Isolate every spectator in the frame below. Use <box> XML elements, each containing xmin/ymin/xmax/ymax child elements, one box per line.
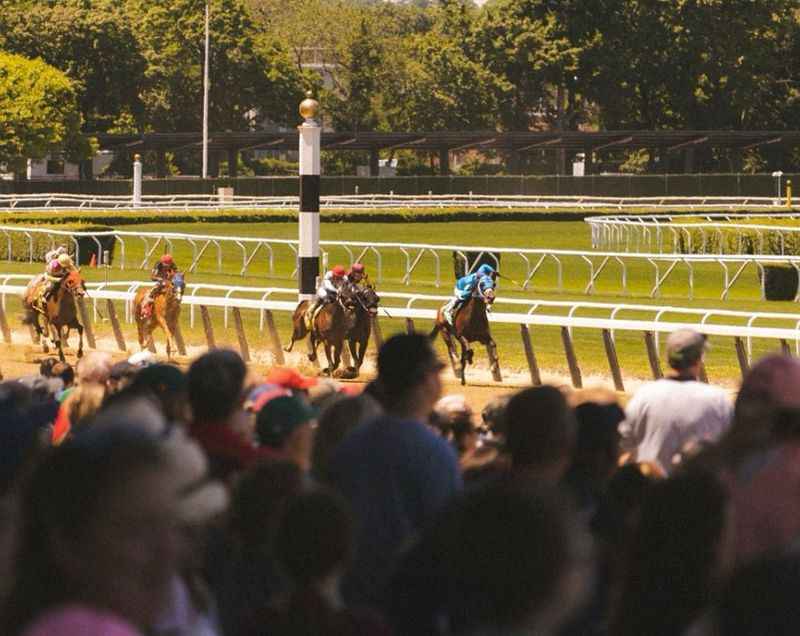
<box><xmin>619</xmin><ymin>329</ymin><xmax>732</xmax><ymax>475</ymax></box>
<box><xmin>50</xmin><ymin>362</ymin><xmax>75</xmax><ymax>397</ymax></box>
<box><xmin>1</xmin><ymin>426</ymin><xmax>182</xmax><ymax>636</ymax></box>
<box><xmin>256</xmin><ymin>392</ymin><xmax>318</xmax><ymax>472</ymax></box>
<box><xmin>715</xmin><ymin>555</ymin><xmax>800</xmax><ymax>636</ymax></box>
<box><xmin>327</xmin><ymin>334</ymin><xmax>461</xmax><ymax>606</ymax></box>
<box><xmin>76</xmin><ymin>351</ymin><xmax>113</xmax><ymax>385</ymax></box>
<box><xmin>38</xmin><ymin>357</ymin><xmax>59</xmax><ymax>379</ymax></box>
<box><xmin>216</xmin><ymin>460</ymin><xmax>305</xmax><ymax>636</ymax></box>
<box><xmin>717</xmin><ymin>354</ymin><xmax>800</xmax><ymax>466</ymax></box>
<box><xmin>609</xmin><ymin>468</ymin><xmax>733</xmax><ymax>636</ymax></box>
<box><xmin>563</xmin><ymin>401</ymin><xmax>624</xmax><ymax>514</ymax></box>
<box><xmin>266</xmin><ymin>366</ymin><xmax>317</xmax><ymax>400</ymax></box>
<box><xmin>431</xmin><ymin>394</ymin><xmax>499</xmax><ymax>479</ymax></box>
<box><xmin>187</xmin><ymin>349</ymin><xmax>275</xmax><ymax>482</ymax></box>
<box><xmin>505</xmin><ymin>385</ymin><xmax>577</xmax><ymax>485</ymax></box>
<box><xmin>107</xmin><ymin>361</ymin><xmax>137</xmax><ymax>396</ymax></box>
<box><xmin>311</xmin><ymin>393</ymin><xmax>382</xmax><ymax>482</ymax></box>
<box><xmin>59</xmin><ymin>382</ymin><xmax>106</xmax><ymax>436</ymax></box>
<box><xmin>128</xmin><ymin>363</ymin><xmax>189</xmax><ymax>423</ymax></box>
<box><xmin>386</xmin><ymin>486</ymin><xmax>591</xmax><ymax>636</ymax></box>
<box><xmin>253</xmin><ymin>489</ymin><xmax>390</xmax><ymax>636</ymax></box>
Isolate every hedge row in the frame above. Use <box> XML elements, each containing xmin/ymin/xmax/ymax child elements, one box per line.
<box><xmin>0</xmin><ymin>206</ymin><xmax>766</xmax><ymax>227</ymax></box>
<box><xmin>0</xmin><ymin>223</ymin><xmax>114</xmax><ymax>263</ymax></box>
<box><xmin>676</xmin><ymin>218</ymin><xmax>800</xmax><ymax>256</ymax></box>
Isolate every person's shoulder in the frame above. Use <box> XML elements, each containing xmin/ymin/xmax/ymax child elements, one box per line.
<box><xmin>20</xmin><ymin>605</ymin><xmax>142</xmax><ymax>636</ymax></box>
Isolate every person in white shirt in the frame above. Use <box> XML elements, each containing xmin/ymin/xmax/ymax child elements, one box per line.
<box><xmin>620</xmin><ymin>328</ymin><xmax>732</xmax><ymax>475</ymax></box>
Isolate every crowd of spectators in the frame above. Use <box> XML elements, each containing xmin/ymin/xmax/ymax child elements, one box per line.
<box><xmin>0</xmin><ymin>328</ymin><xmax>798</xmax><ymax>635</ymax></box>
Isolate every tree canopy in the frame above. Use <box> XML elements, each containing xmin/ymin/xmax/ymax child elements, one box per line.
<box><xmin>0</xmin><ymin>51</ymin><xmax>92</xmax><ymax>171</ymax></box>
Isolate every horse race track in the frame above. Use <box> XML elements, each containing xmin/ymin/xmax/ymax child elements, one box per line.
<box><xmin>1</xmin><ymin>214</ymin><xmax>794</xmax><ymax>390</ymax></box>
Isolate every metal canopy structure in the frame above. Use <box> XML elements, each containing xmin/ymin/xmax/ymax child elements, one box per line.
<box><xmin>94</xmin><ymin>130</ymin><xmax>800</xmax><ymax>177</ymax></box>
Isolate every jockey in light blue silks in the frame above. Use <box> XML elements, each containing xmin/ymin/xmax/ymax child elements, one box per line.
<box><xmin>443</xmin><ymin>263</ymin><xmax>496</xmax><ymax>325</ymax></box>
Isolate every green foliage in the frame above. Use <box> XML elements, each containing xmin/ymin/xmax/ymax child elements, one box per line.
<box><xmin>0</xmin><ymin>223</ymin><xmax>113</xmax><ymax>263</ymax></box>
<box><xmin>0</xmin><ymin>51</ymin><xmax>92</xmax><ymax>172</ymax></box>
<box><xmin>675</xmin><ymin>218</ymin><xmax>800</xmax><ymax>256</ymax></box>
<box><xmin>0</xmin><ymin>0</ymin><xmax>146</xmax><ymax>132</ymax></box>
<box><xmin>243</xmin><ymin>155</ymin><xmax>298</xmax><ymax>176</ymax></box>
<box><xmin>127</xmin><ymin>0</ymin><xmax>309</xmax><ymax>133</ymax></box>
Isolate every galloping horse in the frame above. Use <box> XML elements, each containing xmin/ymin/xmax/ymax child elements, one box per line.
<box><xmin>430</xmin><ymin>279</ymin><xmax>500</xmax><ymax>385</ymax></box>
<box><xmin>345</xmin><ymin>285</ymin><xmax>380</xmax><ymax>376</ymax></box>
<box><xmin>133</xmin><ymin>272</ymin><xmax>185</xmax><ymax>359</ymax></box>
<box><xmin>285</xmin><ymin>285</ymin><xmax>358</xmax><ymax>376</ymax></box>
<box><xmin>23</xmin><ymin>270</ymin><xmax>86</xmax><ymax>362</ymax></box>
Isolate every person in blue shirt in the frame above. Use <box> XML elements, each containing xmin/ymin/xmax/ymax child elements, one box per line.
<box><xmin>443</xmin><ymin>263</ymin><xmax>496</xmax><ymax>325</ymax></box>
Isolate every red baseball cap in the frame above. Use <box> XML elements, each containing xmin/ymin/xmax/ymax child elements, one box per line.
<box><xmin>266</xmin><ymin>367</ymin><xmax>318</xmax><ymax>390</ymax></box>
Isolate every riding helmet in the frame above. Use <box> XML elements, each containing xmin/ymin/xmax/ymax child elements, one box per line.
<box><xmin>160</xmin><ymin>254</ymin><xmax>175</xmax><ymax>265</ymax></box>
<box><xmin>332</xmin><ymin>265</ymin><xmax>346</xmax><ymax>277</ymax></box>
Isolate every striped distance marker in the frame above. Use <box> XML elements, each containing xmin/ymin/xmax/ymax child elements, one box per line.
<box><xmin>298</xmin><ymin>91</ymin><xmax>321</xmax><ymax>301</ymax></box>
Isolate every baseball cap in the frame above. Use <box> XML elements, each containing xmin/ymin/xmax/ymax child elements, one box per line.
<box><xmin>266</xmin><ymin>367</ymin><xmax>318</xmax><ymax>390</ymax></box>
<box><xmin>244</xmin><ymin>383</ymin><xmax>290</xmax><ymax>413</ymax></box>
<box><xmin>665</xmin><ymin>328</ymin><xmax>709</xmax><ymax>368</ymax></box>
<box><xmin>256</xmin><ymin>393</ymin><xmax>318</xmax><ymax>448</ymax></box>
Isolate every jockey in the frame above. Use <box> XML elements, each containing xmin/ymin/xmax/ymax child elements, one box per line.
<box><xmin>443</xmin><ymin>263</ymin><xmax>496</xmax><ymax>325</ymax></box>
<box><xmin>346</xmin><ymin>262</ymin><xmax>368</xmax><ymax>288</ymax></box>
<box><xmin>42</xmin><ymin>253</ymin><xmax>77</xmax><ymax>301</ymax></box>
<box><xmin>306</xmin><ymin>265</ymin><xmax>347</xmax><ymax>326</ymax></box>
<box><xmin>142</xmin><ymin>254</ymin><xmax>178</xmax><ymax>316</ymax></box>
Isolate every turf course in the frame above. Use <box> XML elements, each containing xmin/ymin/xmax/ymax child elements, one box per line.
<box><xmin>1</xmin><ymin>216</ymin><xmax>796</xmax><ymax>386</ymax></box>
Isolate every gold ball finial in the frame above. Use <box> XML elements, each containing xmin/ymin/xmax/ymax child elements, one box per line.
<box><xmin>299</xmin><ymin>90</ymin><xmax>319</xmax><ymax>121</ymax></box>
<box><xmin>134</xmin><ymin>153</ymin><xmax>141</xmax><ymax>162</ymax></box>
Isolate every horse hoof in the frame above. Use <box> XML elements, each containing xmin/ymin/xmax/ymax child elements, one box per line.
<box><xmin>320</xmin><ymin>368</ymin><xmax>332</xmax><ymax>376</ymax></box>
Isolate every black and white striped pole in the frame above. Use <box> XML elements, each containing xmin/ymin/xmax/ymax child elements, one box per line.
<box><xmin>298</xmin><ymin>91</ymin><xmax>321</xmax><ymax>302</ymax></box>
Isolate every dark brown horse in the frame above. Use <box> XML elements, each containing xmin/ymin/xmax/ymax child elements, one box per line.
<box><xmin>285</xmin><ymin>286</ymin><xmax>358</xmax><ymax>376</ymax></box>
<box><xmin>132</xmin><ymin>272</ymin><xmax>185</xmax><ymax>359</ymax></box>
<box><xmin>23</xmin><ymin>270</ymin><xmax>86</xmax><ymax>362</ymax></box>
<box><xmin>430</xmin><ymin>283</ymin><xmax>500</xmax><ymax>385</ymax></box>
<box><xmin>345</xmin><ymin>285</ymin><xmax>380</xmax><ymax>376</ymax></box>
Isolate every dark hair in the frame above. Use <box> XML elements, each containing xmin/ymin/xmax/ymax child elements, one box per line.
<box><xmin>311</xmin><ymin>395</ymin><xmax>380</xmax><ymax>482</ymax></box>
<box><xmin>610</xmin><ymin>468</ymin><xmax>729</xmax><ymax>636</ymax></box>
<box><xmin>38</xmin><ymin>357</ymin><xmax>59</xmax><ymax>378</ymax></box>
<box><xmin>274</xmin><ymin>488</ymin><xmax>353</xmax><ymax>585</ymax></box>
<box><xmin>50</xmin><ymin>362</ymin><xmax>75</xmax><ymax>387</ymax></box>
<box><xmin>2</xmin><ymin>426</ymin><xmax>164</xmax><ymax>634</ymax></box>
<box><xmin>129</xmin><ymin>363</ymin><xmax>187</xmax><ymax>422</ymax></box>
<box><xmin>187</xmin><ymin>349</ymin><xmax>246</xmax><ymax>423</ymax></box>
<box><xmin>386</xmin><ymin>486</ymin><xmax>583</xmax><ymax>635</ymax></box>
<box><xmin>505</xmin><ymin>386</ymin><xmax>576</xmax><ymax>468</ymax></box>
<box><xmin>591</xmin><ymin>463</ymin><xmax>655</xmax><ymax>547</ymax></box>
<box><xmin>229</xmin><ymin>460</ymin><xmax>304</xmax><ymax>554</ymax></box>
<box><xmin>376</xmin><ymin>334</ymin><xmax>438</xmax><ymax>403</ymax></box>
<box><xmin>716</xmin><ymin>556</ymin><xmax>800</xmax><ymax>636</ymax></box>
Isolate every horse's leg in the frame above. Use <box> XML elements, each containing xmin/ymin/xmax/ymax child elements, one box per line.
<box><xmin>458</xmin><ymin>336</ymin><xmax>472</xmax><ymax>385</ymax></box>
<box><xmin>439</xmin><ymin>327</ymin><xmax>461</xmax><ymax>379</ymax></box>
<box><xmin>52</xmin><ymin>325</ymin><xmax>65</xmax><ymax>362</ymax></box>
<box><xmin>347</xmin><ymin>337</ymin><xmax>359</xmax><ymax>373</ymax></box>
<box><xmin>322</xmin><ymin>341</ymin><xmax>334</xmax><ymax>375</ymax></box>
<box><xmin>486</xmin><ymin>336</ymin><xmax>502</xmax><ymax>381</ymax></box>
<box><xmin>75</xmin><ymin>323</ymin><xmax>84</xmax><ymax>358</ymax></box>
<box><xmin>332</xmin><ymin>341</ymin><xmax>343</xmax><ymax>376</ymax></box>
<box><xmin>157</xmin><ymin>315</ymin><xmax>174</xmax><ymax>360</ymax></box>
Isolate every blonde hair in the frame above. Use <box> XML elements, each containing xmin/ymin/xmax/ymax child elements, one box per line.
<box><xmin>64</xmin><ymin>383</ymin><xmax>107</xmax><ymax>432</ymax></box>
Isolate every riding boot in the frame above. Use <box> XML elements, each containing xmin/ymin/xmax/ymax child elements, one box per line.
<box><xmin>444</xmin><ymin>299</ymin><xmax>459</xmax><ymax>325</ymax></box>
<box><xmin>306</xmin><ymin>299</ymin><xmax>321</xmax><ymax>330</ymax></box>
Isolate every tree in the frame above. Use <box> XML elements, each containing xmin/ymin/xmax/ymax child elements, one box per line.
<box><xmin>583</xmin><ymin>0</ymin><xmax>798</xmax><ymax>130</ymax></box>
<box><xmin>0</xmin><ymin>0</ymin><xmax>146</xmax><ymax>132</ymax></box>
<box><xmin>471</xmin><ymin>0</ymin><xmax>586</xmax><ymax>130</ymax></box>
<box><xmin>384</xmin><ymin>30</ymin><xmax>507</xmax><ymax>131</ymax></box>
<box><xmin>126</xmin><ymin>0</ymin><xmax>308</xmax><ymax>132</ymax></box>
<box><xmin>0</xmin><ymin>51</ymin><xmax>92</xmax><ymax>173</ymax></box>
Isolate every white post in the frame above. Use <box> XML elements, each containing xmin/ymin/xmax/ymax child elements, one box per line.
<box><xmin>132</xmin><ymin>153</ymin><xmax>142</xmax><ymax>207</ymax></box>
<box><xmin>298</xmin><ymin>91</ymin><xmax>321</xmax><ymax>301</ymax></box>
<box><xmin>202</xmin><ymin>0</ymin><xmax>210</xmax><ymax>179</ymax></box>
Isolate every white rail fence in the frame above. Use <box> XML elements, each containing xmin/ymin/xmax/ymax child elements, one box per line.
<box><xmin>0</xmin><ymin>224</ymin><xmax>796</xmax><ymax>300</ymax></box>
<box><xmin>0</xmin><ymin>193</ymin><xmax>796</xmax><ymax>212</ymax></box>
<box><xmin>588</xmin><ymin>211</ymin><xmax>800</xmax><ymax>254</ymax></box>
<box><xmin>0</xmin><ymin>276</ymin><xmax>796</xmax><ymax>389</ymax></box>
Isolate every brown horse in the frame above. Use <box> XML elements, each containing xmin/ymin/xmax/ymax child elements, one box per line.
<box><xmin>132</xmin><ymin>272</ymin><xmax>185</xmax><ymax>359</ymax></box>
<box><xmin>285</xmin><ymin>286</ymin><xmax>358</xmax><ymax>376</ymax></box>
<box><xmin>345</xmin><ymin>285</ymin><xmax>380</xmax><ymax>376</ymax></box>
<box><xmin>430</xmin><ymin>284</ymin><xmax>500</xmax><ymax>385</ymax></box>
<box><xmin>23</xmin><ymin>270</ymin><xmax>86</xmax><ymax>362</ymax></box>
